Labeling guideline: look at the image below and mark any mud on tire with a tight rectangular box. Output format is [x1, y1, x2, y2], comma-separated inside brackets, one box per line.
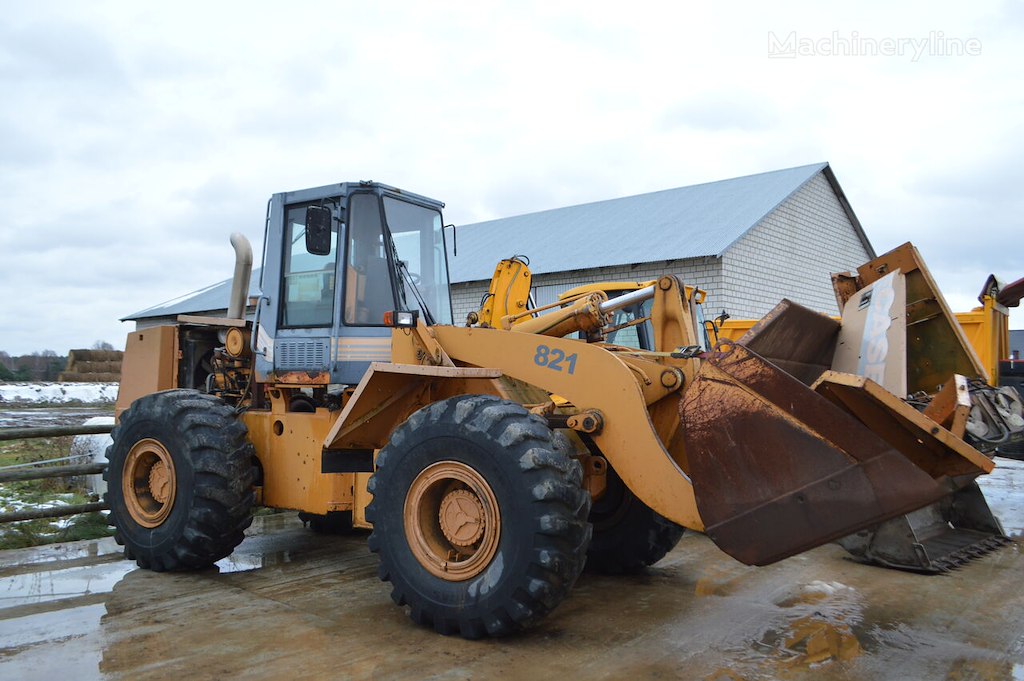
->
[585, 466, 684, 574]
[104, 389, 257, 571]
[366, 395, 592, 639]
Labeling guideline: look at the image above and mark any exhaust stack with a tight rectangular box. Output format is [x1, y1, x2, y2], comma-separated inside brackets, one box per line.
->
[227, 233, 253, 320]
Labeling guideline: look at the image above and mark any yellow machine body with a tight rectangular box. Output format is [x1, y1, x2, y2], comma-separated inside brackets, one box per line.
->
[109, 179, 1015, 637]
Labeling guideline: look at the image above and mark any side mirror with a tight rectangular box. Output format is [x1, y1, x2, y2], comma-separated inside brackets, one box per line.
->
[305, 206, 333, 256]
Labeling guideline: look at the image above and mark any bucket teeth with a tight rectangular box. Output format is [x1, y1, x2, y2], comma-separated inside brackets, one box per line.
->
[839, 522, 1012, 573]
[915, 532, 1009, 572]
[836, 480, 1013, 573]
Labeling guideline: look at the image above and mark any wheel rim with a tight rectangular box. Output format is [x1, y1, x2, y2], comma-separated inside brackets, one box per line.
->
[404, 461, 501, 581]
[122, 438, 177, 528]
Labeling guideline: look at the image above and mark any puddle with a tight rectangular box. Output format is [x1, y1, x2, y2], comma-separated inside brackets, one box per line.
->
[693, 563, 749, 597]
[945, 657, 1019, 680]
[0, 538, 123, 571]
[216, 550, 295, 573]
[0, 560, 135, 609]
[979, 458, 1024, 537]
[748, 581, 866, 670]
[0, 602, 105, 680]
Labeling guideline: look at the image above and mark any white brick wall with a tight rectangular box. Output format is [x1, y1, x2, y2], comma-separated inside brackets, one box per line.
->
[448, 171, 872, 325]
[720, 172, 872, 319]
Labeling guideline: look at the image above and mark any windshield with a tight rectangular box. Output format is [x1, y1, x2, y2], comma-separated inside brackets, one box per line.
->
[383, 197, 453, 325]
[604, 299, 652, 349]
[693, 299, 712, 350]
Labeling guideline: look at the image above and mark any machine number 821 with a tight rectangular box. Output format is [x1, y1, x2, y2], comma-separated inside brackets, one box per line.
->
[533, 344, 578, 375]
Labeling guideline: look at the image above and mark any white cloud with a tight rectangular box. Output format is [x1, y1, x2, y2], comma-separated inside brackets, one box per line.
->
[0, 0, 1021, 354]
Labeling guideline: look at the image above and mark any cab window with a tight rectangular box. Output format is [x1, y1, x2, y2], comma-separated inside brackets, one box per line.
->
[280, 204, 337, 327]
[344, 193, 396, 325]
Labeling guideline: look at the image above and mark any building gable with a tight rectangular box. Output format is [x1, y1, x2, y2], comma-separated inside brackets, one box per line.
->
[446, 163, 867, 284]
[719, 171, 874, 318]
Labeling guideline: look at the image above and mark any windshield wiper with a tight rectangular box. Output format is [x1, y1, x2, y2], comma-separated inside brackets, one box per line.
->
[387, 235, 435, 325]
[398, 259, 435, 325]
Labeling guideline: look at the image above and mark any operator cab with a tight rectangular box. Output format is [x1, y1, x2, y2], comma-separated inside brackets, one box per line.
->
[255, 182, 453, 385]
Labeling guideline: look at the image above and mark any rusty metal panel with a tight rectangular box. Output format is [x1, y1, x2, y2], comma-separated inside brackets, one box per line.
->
[735, 299, 840, 386]
[811, 371, 994, 477]
[682, 344, 951, 566]
[272, 370, 331, 385]
[922, 374, 971, 438]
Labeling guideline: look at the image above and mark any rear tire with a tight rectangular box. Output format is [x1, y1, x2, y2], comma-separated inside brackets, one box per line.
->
[104, 389, 257, 571]
[366, 395, 592, 638]
[585, 466, 684, 574]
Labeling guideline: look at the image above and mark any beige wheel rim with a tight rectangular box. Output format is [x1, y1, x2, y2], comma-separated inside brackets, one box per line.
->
[404, 461, 501, 581]
[122, 438, 177, 528]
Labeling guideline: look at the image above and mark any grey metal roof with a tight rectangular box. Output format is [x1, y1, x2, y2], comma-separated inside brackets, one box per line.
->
[123, 269, 263, 321]
[123, 163, 870, 320]
[446, 162, 855, 283]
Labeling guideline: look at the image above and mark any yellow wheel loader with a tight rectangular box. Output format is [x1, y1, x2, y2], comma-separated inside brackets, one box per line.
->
[110, 181, 1002, 638]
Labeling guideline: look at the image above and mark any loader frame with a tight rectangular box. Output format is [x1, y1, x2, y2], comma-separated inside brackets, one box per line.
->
[108, 181, 1009, 639]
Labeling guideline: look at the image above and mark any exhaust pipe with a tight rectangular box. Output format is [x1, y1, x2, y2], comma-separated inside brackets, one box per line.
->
[227, 233, 253, 320]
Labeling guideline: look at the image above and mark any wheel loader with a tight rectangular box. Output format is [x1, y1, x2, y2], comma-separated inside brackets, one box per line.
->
[109, 180, 1005, 638]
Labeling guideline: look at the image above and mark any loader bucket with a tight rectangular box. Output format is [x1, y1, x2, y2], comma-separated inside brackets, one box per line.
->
[681, 343, 995, 567]
[836, 481, 1009, 572]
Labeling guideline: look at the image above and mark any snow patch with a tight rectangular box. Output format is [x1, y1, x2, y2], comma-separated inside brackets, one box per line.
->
[0, 383, 119, 405]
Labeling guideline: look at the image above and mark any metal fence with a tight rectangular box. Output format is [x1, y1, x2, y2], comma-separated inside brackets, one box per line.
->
[0, 423, 113, 523]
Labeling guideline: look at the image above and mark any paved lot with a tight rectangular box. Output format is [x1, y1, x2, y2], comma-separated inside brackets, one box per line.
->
[2, 461, 1023, 681]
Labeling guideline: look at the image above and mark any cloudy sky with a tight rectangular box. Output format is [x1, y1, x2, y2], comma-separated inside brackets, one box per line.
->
[1, 1, 1021, 355]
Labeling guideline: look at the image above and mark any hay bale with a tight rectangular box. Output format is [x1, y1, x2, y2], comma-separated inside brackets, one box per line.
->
[75, 360, 122, 373]
[66, 349, 124, 369]
[65, 350, 124, 375]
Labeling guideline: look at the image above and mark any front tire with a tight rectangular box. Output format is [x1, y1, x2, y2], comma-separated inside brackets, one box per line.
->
[366, 395, 592, 638]
[104, 389, 257, 571]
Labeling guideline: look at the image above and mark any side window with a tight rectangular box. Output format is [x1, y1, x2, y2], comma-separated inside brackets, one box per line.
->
[280, 205, 337, 327]
[345, 194, 395, 325]
[606, 308, 642, 349]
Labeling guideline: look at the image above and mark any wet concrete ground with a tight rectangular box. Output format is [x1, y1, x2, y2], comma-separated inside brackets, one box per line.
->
[2, 462, 1024, 681]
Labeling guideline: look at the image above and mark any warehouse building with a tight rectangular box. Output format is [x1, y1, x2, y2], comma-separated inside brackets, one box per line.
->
[447, 162, 874, 324]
